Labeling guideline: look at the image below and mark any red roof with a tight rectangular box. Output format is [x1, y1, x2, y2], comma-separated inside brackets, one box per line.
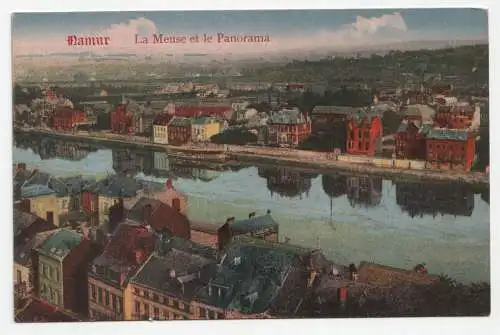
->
[15, 298, 82, 322]
[102, 223, 156, 268]
[153, 113, 174, 126]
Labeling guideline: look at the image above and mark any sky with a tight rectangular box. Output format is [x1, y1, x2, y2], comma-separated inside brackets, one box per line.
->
[11, 9, 488, 55]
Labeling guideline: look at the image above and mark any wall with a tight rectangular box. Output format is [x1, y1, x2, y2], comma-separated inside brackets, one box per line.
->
[189, 229, 218, 248]
[37, 253, 63, 307]
[30, 194, 60, 227]
[88, 276, 124, 320]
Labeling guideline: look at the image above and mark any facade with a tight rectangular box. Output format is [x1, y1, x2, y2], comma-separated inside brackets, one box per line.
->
[311, 106, 356, 133]
[191, 117, 221, 142]
[88, 222, 155, 321]
[152, 114, 172, 144]
[425, 128, 476, 171]
[15, 298, 82, 322]
[267, 107, 311, 147]
[401, 104, 436, 126]
[125, 234, 218, 321]
[167, 117, 192, 146]
[51, 107, 85, 131]
[34, 229, 92, 315]
[20, 193, 60, 228]
[148, 179, 189, 216]
[394, 121, 430, 160]
[110, 104, 134, 134]
[346, 110, 382, 156]
[135, 112, 155, 136]
[434, 104, 479, 130]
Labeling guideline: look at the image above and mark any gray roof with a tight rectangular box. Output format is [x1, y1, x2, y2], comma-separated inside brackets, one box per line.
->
[190, 220, 224, 234]
[169, 116, 192, 127]
[426, 128, 470, 141]
[231, 214, 278, 235]
[403, 104, 436, 122]
[21, 185, 55, 198]
[311, 106, 356, 115]
[14, 229, 59, 265]
[347, 109, 381, 125]
[126, 197, 164, 223]
[268, 107, 308, 125]
[96, 175, 141, 197]
[195, 236, 314, 314]
[131, 238, 217, 299]
[14, 209, 42, 237]
[36, 228, 83, 260]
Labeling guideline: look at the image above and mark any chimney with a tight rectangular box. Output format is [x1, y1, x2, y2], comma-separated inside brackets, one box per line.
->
[266, 209, 271, 215]
[248, 212, 256, 219]
[226, 217, 235, 225]
[165, 179, 173, 190]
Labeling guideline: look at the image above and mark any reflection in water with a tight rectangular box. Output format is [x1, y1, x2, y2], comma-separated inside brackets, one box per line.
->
[321, 174, 347, 199]
[347, 175, 383, 208]
[14, 133, 98, 161]
[395, 181, 475, 218]
[258, 167, 317, 199]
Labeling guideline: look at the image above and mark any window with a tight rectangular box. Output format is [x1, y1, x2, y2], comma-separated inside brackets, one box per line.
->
[364, 130, 369, 138]
[98, 287, 103, 303]
[217, 312, 224, 319]
[144, 303, 150, 316]
[143, 290, 149, 299]
[199, 308, 206, 318]
[118, 297, 123, 311]
[152, 294, 159, 302]
[105, 290, 110, 306]
[153, 307, 159, 319]
[134, 287, 140, 295]
[16, 270, 21, 284]
[91, 284, 96, 301]
[112, 294, 117, 310]
[55, 270, 60, 283]
[135, 301, 140, 313]
[173, 299, 178, 309]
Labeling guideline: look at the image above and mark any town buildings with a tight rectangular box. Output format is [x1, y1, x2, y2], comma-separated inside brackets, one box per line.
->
[425, 128, 476, 171]
[346, 109, 382, 156]
[434, 103, 480, 130]
[311, 106, 356, 133]
[51, 107, 85, 131]
[394, 121, 431, 160]
[88, 221, 155, 321]
[152, 114, 173, 144]
[168, 117, 192, 145]
[34, 228, 93, 315]
[125, 234, 218, 320]
[400, 104, 436, 126]
[15, 298, 82, 322]
[191, 117, 221, 143]
[267, 107, 311, 147]
[110, 103, 134, 134]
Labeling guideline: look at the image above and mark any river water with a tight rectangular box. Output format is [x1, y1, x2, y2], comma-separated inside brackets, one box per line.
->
[12, 134, 490, 283]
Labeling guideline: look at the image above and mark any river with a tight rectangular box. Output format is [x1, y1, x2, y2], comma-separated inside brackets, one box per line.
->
[12, 134, 490, 283]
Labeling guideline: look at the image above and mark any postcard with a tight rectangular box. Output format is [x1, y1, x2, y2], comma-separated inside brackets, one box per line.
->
[11, 9, 489, 323]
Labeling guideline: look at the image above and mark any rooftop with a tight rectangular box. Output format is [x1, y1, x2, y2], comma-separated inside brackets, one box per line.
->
[357, 261, 440, 287]
[168, 116, 192, 127]
[268, 107, 309, 125]
[15, 298, 82, 323]
[190, 220, 223, 235]
[426, 128, 470, 141]
[14, 229, 59, 266]
[96, 175, 141, 198]
[14, 209, 43, 237]
[231, 214, 279, 235]
[311, 106, 357, 115]
[37, 228, 83, 260]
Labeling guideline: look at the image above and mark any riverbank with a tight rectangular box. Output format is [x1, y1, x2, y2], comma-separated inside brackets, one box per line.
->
[14, 127, 489, 188]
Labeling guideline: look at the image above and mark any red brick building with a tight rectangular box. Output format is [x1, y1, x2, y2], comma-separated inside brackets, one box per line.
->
[425, 128, 476, 171]
[346, 110, 382, 156]
[110, 104, 134, 134]
[394, 121, 430, 160]
[51, 107, 85, 131]
[173, 105, 232, 119]
[267, 107, 311, 147]
[167, 117, 192, 145]
[434, 104, 476, 129]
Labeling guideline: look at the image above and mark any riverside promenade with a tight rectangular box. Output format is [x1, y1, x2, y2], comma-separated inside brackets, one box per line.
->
[14, 127, 489, 187]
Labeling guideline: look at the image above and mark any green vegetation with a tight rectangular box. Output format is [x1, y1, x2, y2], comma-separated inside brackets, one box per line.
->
[210, 128, 257, 145]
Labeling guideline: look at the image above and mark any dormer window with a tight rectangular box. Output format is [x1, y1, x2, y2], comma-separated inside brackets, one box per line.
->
[233, 256, 241, 266]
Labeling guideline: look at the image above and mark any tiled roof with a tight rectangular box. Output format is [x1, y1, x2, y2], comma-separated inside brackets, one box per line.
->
[15, 298, 82, 322]
[268, 107, 308, 125]
[311, 106, 357, 115]
[14, 209, 42, 236]
[131, 239, 217, 299]
[21, 185, 55, 198]
[153, 113, 173, 126]
[195, 236, 314, 314]
[91, 222, 155, 286]
[190, 220, 224, 234]
[426, 128, 469, 141]
[14, 229, 59, 265]
[37, 228, 83, 260]
[347, 109, 381, 125]
[231, 214, 279, 235]
[96, 175, 141, 197]
[191, 116, 218, 125]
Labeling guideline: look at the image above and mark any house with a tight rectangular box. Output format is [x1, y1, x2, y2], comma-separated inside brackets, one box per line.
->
[15, 297, 82, 322]
[125, 234, 218, 320]
[189, 221, 224, 249]
[231, 101, 250, 114]
[311, 106, 356, 133]
[88, 222, 156, 321]
[267, 107, 311, 147]
[51, 107, 85, 131]
[400, 104, 436, 126]
[14, 229, 58, 299]
[394, 121, 431, 160]
[152, 113, 173, 144]
[167, 117, 192, 146]
[110, 103, 134, 134]
[346, 109, 382, 156]
[191, 117, 221, 143]
[425, 128, 476, 171]
[434, 103, 480, 130]
[124, 197, 191, 239]
[148, 179, 188, 216]
[172, 104, 233, 119]
[34, 228, 93, 315]
[217, 211, 279, 251]
[134, 109, 156, 136]
[18, 187, 59, 227]
[14, 209, 56, 245]
[193, 235, 327, 319]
